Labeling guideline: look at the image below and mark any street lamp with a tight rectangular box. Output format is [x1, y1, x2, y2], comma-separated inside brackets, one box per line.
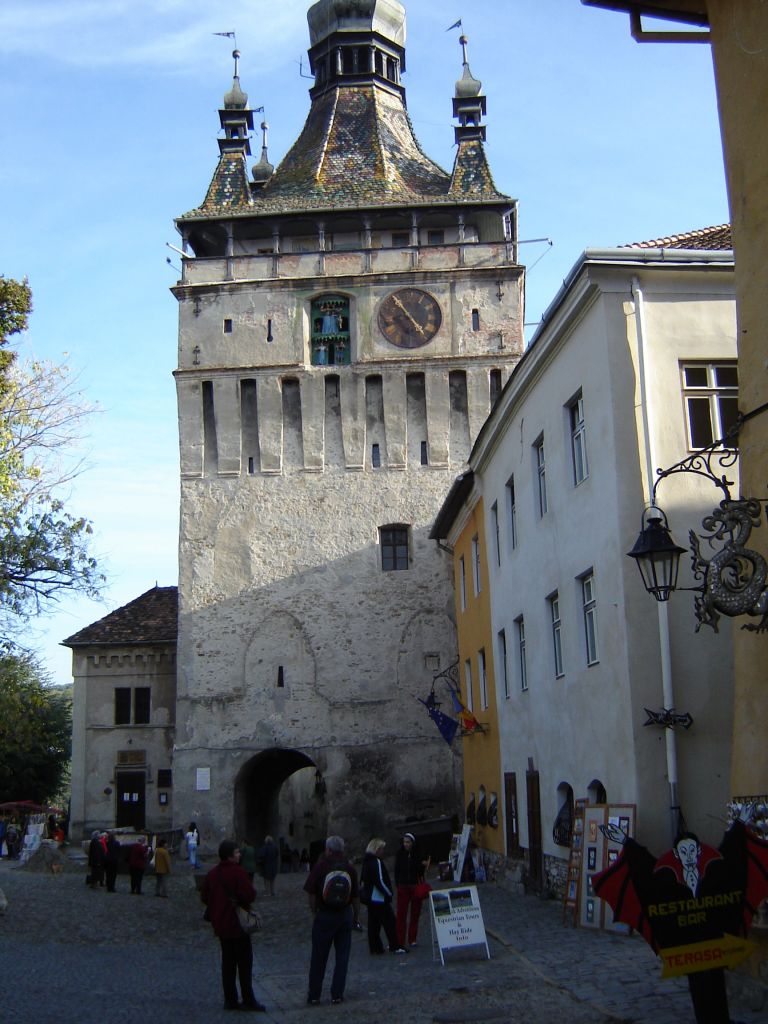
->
[627, 507, 686, 602]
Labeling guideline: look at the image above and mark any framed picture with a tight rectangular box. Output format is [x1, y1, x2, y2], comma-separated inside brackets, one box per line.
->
[619, 816, 630, 835]
[587, 846, 596, 871]
[588, 820, 597, 842]
[568, 879, 577, 901]
[158, 792, 168, 806]
[608, 849, 619, 865]
[586, 898, 595, 923]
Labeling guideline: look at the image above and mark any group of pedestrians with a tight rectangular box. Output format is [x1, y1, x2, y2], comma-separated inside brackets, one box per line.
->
[200, 829, 430, 1012]
[86, 831, 171, 896]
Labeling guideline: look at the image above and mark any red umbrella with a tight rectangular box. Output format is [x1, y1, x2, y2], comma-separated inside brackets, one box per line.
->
[0, 801, 44, 812]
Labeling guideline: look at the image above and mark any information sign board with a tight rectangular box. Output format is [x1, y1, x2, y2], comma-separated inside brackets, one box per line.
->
[429, 884, 490, 965]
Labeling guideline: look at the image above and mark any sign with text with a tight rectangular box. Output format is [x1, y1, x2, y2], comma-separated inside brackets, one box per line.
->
[429, 884, 490, 965]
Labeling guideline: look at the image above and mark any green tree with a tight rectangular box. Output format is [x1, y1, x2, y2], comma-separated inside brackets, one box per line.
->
[0, 277, 102, 631]
[0, 652, 71, 804]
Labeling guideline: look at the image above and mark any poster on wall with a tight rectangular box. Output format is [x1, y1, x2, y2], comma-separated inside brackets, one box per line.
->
[429, 884, 490, 965]
[195, 767, 211, 792]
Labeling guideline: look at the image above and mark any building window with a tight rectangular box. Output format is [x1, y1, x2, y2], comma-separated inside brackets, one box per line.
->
[681, 362, 738, 449]
[569, 393, 588, 485]
[371, 443, 381, 468]
[490, 368, 502, 405]
[472, 308, 480, 331]
[515, 616, 527, 692]
[553, 783, 574, 847]
[535, 437, 547, 516]
[549, 593, 564, 678]
[380, 525, 409, 571]
[464, 658, 474, 711]
[459, 556, 467, 611]
[157, 769, 173, 789]
[223, 318, 233, 334]
[478, 648, 488, 709]
[310, 294, 350, 366]
[115, 687, 151, 726]
[392, 231, 410, 248]
[427, 229, 445, 245]
[581, 571, 599, 665]
[471, 534, 481, 595]
[506, 475, 517, 550]
[498, 629, 509, 698]
[420, 441, 428, 466]
[491, 501, 501, 567]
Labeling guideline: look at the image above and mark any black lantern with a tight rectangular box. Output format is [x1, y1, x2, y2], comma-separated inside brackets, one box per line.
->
[627, 507, 686, 602]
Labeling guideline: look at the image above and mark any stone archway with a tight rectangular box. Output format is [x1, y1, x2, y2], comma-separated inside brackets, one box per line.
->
[233, 748, 328, 856]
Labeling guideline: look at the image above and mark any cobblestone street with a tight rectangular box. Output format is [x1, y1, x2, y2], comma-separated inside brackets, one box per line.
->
[1, 855, 764, 1024]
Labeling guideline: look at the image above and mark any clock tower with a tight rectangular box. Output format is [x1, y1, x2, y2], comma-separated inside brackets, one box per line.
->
[171, 0, 524, 851]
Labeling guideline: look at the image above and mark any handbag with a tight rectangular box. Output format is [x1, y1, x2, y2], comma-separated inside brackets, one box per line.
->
[413, 881, 432, 900]
[235, 905, 262, 935]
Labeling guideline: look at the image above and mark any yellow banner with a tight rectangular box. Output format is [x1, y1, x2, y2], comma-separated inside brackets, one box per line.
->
[659, 933, 756, 979]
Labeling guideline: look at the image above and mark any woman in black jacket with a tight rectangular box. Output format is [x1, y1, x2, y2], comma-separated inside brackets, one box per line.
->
[360, 839, 407, 955]
[394, 831, 428, 947]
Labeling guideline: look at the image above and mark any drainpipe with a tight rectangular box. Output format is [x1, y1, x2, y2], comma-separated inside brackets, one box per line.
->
[632, 275, 681, 844]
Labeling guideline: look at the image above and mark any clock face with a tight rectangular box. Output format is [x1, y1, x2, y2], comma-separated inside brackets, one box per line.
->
[378, 288, 442, 349]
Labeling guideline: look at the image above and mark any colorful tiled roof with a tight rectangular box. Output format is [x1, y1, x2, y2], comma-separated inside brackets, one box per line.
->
[625, 224, 732, 250]
[181, 85, 510, 221]
[63, 586, 178, 647]
[200, 152, 254, 213]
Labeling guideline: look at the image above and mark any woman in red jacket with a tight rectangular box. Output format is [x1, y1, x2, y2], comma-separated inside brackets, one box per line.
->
[201, 840, 265, 1013]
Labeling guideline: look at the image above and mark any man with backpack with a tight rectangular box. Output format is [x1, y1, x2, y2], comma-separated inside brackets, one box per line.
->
[303, 834, 360, 1006]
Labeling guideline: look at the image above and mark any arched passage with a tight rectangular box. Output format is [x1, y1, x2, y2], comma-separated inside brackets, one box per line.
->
[233, 748, 328, 854]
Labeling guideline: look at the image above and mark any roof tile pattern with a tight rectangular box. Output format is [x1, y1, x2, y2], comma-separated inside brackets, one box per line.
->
[626, 223, 732, 250]
[199, 153, 254, 213]
[182, 85, 510, 220]
[63, 586, 178, 647]
[449, 139, 505, 200]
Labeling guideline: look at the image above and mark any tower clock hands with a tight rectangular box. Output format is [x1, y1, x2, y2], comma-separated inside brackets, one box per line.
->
[390, 294, 427, 338]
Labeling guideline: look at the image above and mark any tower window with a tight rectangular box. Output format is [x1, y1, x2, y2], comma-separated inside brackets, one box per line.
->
[224, 319, 233, 334]
[380, 525, 409, 571]
[277, 666, 285, 688]
[472, 309, 480, 331]
[372, 443, 381, 468]
[427, 230, 445, 246]
[420, 441, 428, 466]
[311, 294, 350, 366]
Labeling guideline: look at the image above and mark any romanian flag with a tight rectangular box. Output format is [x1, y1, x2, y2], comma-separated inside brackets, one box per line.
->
[449, 686, 482, 733]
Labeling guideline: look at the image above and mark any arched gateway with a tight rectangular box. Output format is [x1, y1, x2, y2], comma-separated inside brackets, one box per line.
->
[234, 748, 328, 853]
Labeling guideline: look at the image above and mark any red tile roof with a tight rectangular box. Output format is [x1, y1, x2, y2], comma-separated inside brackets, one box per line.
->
[625, 224, 732, 250]
[63, 586, 178, 647]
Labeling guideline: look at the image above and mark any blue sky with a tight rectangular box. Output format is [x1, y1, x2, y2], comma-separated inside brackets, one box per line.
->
[0, 1, 728, 684]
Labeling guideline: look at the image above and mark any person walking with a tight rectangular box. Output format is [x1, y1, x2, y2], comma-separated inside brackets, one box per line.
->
[304, 835, 360, 1006]
[87, 830, 105, 890]
[361, 838, 407, 955]
[185, 821, 200, 868]
[394, 831, 428, 947]
[153, 837, 171, 897]
[104, 832, 121, 893]
[128, 835, 150, 895]
[259, 835, 279, 895]
[201, 839, 266, 1013]
[240, 839, 257, 882]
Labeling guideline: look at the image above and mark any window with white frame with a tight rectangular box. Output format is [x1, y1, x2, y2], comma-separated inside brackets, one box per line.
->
[464, 658, 474, 711]
[471, 534, 481, 595]
[535, 437, 547, 516]
[515, 616, 527, 691]
[581, 572, 599, 665]
[569, 393, 588, 484]
[491, 501, 501, 567]
[506, 475, 517, 550]
[459, 556, 466, 611]
[497, 628, 509, 698]
[478, 648, 488, 709]
[549, 593, 564, 678]
[681, 363, 738, 449]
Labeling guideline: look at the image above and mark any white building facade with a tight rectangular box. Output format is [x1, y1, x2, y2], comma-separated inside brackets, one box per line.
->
[467, 238, 736, 880]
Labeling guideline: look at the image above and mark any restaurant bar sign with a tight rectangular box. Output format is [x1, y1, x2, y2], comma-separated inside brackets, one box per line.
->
[429, 885, 490, 965]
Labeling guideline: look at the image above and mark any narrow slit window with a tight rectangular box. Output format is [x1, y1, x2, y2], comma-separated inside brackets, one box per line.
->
[223, 318, 233, 334]
[420, 441, 428, 466]
[472, 308, 480, 331]
[372, 443, 381, 468]
[277, 666, 285, 688]
[266, 318, 273, 343]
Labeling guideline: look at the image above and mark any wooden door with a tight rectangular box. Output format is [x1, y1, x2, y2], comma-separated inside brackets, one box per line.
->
[116, 771, 146, 829]
[526, 768, 543, 889]
[504, 772, 520, 854]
